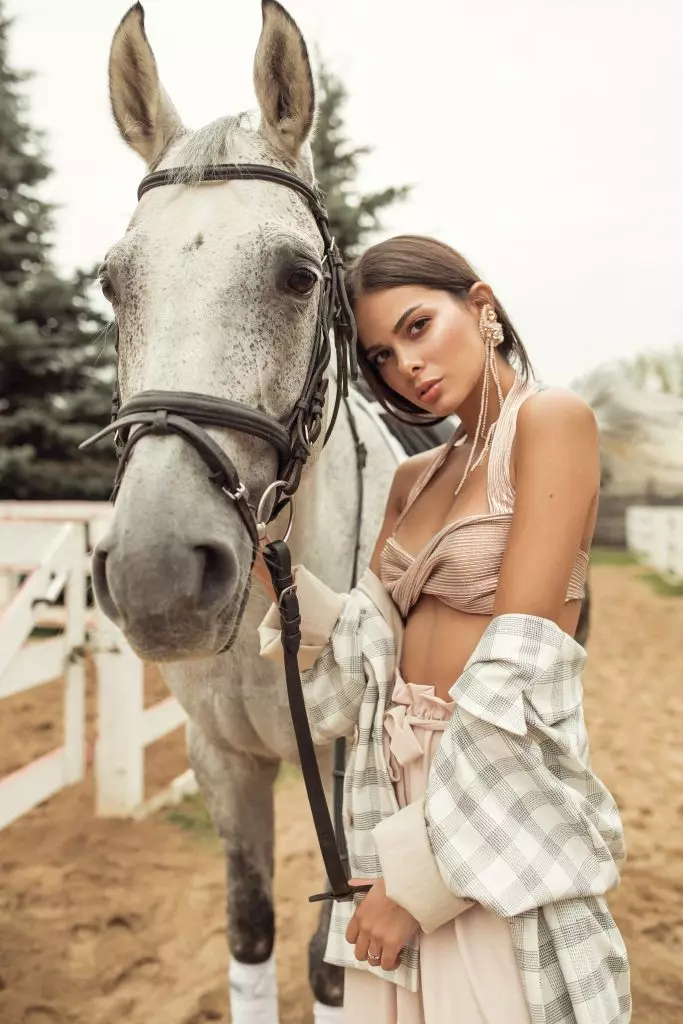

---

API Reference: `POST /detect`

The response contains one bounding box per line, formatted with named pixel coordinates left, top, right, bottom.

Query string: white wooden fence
left=0, top=519, right=86, bottom=829
left=0, top=502, right=196, bottom=830
left=625, top=505, right=683, bottom=579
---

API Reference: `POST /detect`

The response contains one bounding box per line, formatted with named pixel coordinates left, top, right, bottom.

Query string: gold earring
left=479, top=304, right=504, bottom=348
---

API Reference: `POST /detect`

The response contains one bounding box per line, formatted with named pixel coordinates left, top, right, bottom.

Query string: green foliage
left=588, top=547, right=637, bottom=566
left=588, top=548, right=683, bottom=596
left=0, top=4, right=115, bottom=500
left=573, top=346, right=683, bottom=400
left=311, top=61, right=410, bottom=261
left=623, top=348, right=683, bottom=396
left=639, top=571, right=683, bottom=598
left=167, top=795, right=217, bottom=841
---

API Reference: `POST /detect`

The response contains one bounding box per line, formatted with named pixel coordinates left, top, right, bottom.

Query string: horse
left=94, top=2, right=405, bottom=1020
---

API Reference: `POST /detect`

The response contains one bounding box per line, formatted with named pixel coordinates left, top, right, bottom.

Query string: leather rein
left=81, top=162, right=369, bottom=904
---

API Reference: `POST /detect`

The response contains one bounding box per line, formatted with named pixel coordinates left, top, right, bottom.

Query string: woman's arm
left=371, top=393, right=623, bottom=925
left=493, top=387, right=600, bottom=621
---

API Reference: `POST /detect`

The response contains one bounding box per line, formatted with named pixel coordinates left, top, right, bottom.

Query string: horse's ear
left=108, top=3, right=184, bottom=167
left=253, top=0, right=315, bottom=158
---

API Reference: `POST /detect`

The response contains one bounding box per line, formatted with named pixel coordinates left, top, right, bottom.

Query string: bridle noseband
left=81, top=162, right=367, bottom=904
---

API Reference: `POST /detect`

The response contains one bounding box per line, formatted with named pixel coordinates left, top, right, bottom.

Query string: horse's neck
left=281, top=375, right=360, bottom=591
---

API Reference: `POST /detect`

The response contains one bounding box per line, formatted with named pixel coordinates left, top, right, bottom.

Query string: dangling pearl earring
left=479, top=303, right=504, bottom=349
left=452, top=303, right=505, bottom=498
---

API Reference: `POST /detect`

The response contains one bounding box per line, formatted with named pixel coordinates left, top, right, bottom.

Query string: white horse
left=96, top=3, right=404, bottom=1020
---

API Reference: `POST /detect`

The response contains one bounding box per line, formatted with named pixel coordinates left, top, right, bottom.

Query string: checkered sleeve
left=258, top=565, right=396, bottom=745
left=425, top=613, right=626, bottom=918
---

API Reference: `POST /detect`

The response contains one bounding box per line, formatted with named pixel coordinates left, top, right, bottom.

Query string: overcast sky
left=6, top=0, right=683, bottom=387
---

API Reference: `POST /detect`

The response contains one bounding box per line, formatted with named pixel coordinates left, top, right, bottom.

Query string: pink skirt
left=343, top=675, right=530, bottom=1024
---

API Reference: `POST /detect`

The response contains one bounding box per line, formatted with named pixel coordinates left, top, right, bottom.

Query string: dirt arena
left=1, top=559, right=682, bottom=1024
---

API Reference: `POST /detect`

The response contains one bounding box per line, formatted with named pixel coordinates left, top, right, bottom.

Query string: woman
left=258, top=236, right=630, bottom=1023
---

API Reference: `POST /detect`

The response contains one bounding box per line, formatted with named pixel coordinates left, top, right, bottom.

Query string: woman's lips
left=418, top=378, right=443, bottom=404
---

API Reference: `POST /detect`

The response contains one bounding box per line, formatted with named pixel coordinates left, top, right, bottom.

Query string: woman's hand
left=345, top=878, right=419, bottom=972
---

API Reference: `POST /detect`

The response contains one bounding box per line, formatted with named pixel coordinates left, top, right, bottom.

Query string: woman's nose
left=396, top=347, right=423, bottom=378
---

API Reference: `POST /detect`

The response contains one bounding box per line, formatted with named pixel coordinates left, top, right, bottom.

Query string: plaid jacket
left=259, top=567, right=631, bottom=1022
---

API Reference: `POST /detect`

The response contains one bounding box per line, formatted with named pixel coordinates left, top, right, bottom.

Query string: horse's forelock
left=157, top=113, right=258, bottom=181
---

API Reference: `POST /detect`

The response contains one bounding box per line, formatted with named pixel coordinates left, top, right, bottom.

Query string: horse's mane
left=162, top=112, right=257, bottom=182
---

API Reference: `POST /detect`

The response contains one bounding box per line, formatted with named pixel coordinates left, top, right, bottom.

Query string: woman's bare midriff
left=387, top=430, right=593, bottom=698
left=399, top=594, right=582, bottom=700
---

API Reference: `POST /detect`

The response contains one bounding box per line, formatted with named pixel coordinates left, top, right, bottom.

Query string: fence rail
left=0, top=520, right=86, bottom=830
left=0, top=502, right=196, bottom=831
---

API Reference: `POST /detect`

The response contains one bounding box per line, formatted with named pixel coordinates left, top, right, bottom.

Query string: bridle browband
left=81, top=162, right=368, bottom=905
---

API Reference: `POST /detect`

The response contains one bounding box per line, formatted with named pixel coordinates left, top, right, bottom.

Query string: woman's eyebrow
left=392, top=304, right=422, bottom=334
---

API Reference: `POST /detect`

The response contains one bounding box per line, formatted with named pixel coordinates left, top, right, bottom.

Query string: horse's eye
left=99, top=272, right=117, bottom=305
left=287, top=266, right=318, bottom=295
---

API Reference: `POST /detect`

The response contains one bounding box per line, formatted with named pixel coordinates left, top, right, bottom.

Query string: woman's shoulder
left=517, top=383, right=597, bottom=443
left=395, top=446, right=443, bottom=486
left=512, top=384, right=600, bottom=494
left=391, top=444, right=447, bottom=512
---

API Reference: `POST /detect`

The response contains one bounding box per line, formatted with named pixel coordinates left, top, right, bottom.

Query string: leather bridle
left=81, top=162, right=369, bottom=904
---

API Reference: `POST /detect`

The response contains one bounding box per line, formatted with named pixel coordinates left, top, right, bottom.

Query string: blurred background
left=0, top=2, right=681, bottom=1023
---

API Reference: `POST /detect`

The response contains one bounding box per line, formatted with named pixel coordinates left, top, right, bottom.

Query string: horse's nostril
left=195, top=544, right=237, bottom=611
left=91, top=545, right=121, bottom=623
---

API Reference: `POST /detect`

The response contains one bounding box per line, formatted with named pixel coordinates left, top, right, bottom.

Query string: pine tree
left=311, top=61, right=410, bottom=261
left=0, top=4, right=115, bottom=500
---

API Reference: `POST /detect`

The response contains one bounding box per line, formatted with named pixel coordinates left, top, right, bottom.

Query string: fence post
left=94, top=604, right=145, bottom=816
left=63, top=524, right=86, bottom=785
left=89, top=515, right=145, bottom=815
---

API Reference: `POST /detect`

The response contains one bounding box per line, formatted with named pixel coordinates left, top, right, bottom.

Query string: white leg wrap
left=229, top=954, right=279, bottom=1024
left=313, top=1001, right=344, bottom=1023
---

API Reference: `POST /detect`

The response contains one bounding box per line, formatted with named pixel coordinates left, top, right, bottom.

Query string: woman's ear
left=467, top=281, right=496, bottom=315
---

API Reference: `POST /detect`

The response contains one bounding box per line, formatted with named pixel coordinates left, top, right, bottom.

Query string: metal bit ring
left=256, top=479, right=295, bottom=545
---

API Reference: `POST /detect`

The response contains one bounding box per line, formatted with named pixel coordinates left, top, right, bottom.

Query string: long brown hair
left=345, top=235, right=533, bottom=423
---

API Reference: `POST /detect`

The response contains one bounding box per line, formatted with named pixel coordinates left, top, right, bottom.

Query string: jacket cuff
left=373, top=797, right=472, bottom=933
left=258, top=565, right=347, bottom=671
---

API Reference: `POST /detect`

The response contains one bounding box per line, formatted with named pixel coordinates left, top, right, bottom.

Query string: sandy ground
left=0, top=561, right=682, bottom=1023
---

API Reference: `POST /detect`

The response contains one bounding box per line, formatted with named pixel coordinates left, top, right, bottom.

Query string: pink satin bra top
left=379, top=375, right=589, bottom=619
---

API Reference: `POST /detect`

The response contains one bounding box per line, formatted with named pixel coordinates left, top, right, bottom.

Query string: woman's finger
left=354, top=930, right=370, bottom=963
left=345, top=913, right=360, bottom=945
left=381, top=945, right=401, bottom=972
left=367, top=946, right=383, bottom=969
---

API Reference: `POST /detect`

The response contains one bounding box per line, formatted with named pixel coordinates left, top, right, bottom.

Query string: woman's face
left=354, top=285, right=488, bottom=416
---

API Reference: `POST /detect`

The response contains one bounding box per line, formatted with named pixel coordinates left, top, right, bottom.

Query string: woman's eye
left=287, top=266, right=319, bottom=295
left=408, top=316, right=430, bottom=337
left=374, top=349, right=391, bottom=368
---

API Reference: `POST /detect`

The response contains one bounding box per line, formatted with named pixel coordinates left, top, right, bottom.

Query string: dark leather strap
left=331, top=396, right=368, bottom=880
left=120, top=391, right=292, bottom=454
left=82, top=406, right=260, bottom=550
left=262, top=540, right=371, bottom=904
left=138, top=163, right=329, bottom=222
left=82, top=391, right=291, bottom=459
